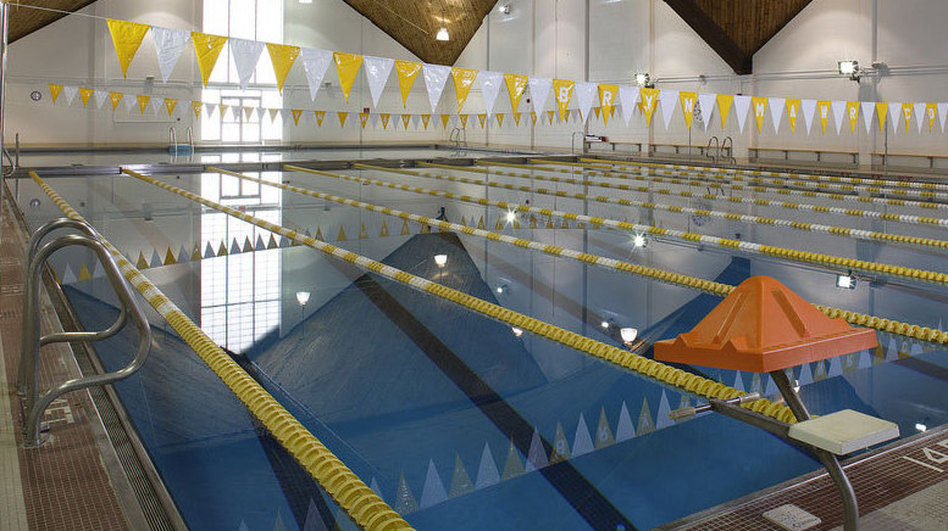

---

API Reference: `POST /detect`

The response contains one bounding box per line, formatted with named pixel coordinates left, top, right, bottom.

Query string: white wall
left=5, top=0, right=441, bottom=146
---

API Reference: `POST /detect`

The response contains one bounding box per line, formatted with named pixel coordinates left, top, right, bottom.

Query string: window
left=201, top=0, right=284, bottom=142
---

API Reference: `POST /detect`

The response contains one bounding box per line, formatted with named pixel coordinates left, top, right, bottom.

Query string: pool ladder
left=705, top=136, right=735, bottom=165
left=168, top=125, right=194, bottom=160
left=449, top=126, right=466, bottom=151
left=17, top=218, right=152, bottom=447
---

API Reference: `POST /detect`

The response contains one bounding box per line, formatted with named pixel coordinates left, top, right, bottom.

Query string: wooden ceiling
left=343, top=0, right=497, bottom=65
left=664, top=0, right=814, bottom=75
left=8, top=1, right=98, bottom=43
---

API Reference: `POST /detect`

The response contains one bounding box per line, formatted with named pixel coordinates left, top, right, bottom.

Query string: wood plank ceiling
left=663, top=0, right=814, bottom=75
left=8, top=1, right=99, bottom=43
left=342, top=0, right=498, bottom=65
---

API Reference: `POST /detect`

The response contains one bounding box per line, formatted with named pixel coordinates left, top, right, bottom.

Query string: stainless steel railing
left=18, top=218, right=152, bottom=447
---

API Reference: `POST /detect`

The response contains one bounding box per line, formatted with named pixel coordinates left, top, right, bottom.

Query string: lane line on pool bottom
left=123, top=167, right=798, bottom=424
left=216, top=165, right=946, bottom=345
left=28, top=170, right=413, bottom=531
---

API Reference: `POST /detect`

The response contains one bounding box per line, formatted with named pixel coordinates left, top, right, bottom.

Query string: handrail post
left=19, top=230, right=152, bottom=447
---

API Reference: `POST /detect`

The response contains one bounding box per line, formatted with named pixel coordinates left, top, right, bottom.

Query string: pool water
left=16, top=158, right=948, bottom=530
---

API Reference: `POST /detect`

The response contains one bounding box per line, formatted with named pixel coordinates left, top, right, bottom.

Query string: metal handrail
left=571, top=131, right=585, bottom=154
left=169, top=126, right=177, bottom=156
left=19, top=222, right=152, bottom=447
left=186, top=126, right=194, bottom=152
left=722, top=136, right=735, bottom=164
left=706, top=136, right=720, bottom=163
left=17, top=219, right=126, bottom=393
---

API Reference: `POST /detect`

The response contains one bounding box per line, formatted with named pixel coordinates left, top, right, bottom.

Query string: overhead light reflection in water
left=200, top=170, right=282, bottom=352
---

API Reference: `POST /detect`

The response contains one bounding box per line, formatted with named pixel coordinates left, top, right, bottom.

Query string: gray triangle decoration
left=176, top=245, right=189, bottom=264
left=255, top=234, right=266, bottom=251
left=204, top=242, right=215, bottom=258
left=272, top=509, right=287, bottom=531
left=92, top=259, right=106, bottom=278
left=393, top=472, right=419, bottom=514
left=61, top=263, right=78, bottom=284
left=798, top=363, right=813, bottom=386
left=733, top=371, right=745, bottom=392
left=500, top=438, right=524, bottom=480
left=448, top=454, right=475, bottom=498
left=594, top=407, right=615, bottom=448
left=857, top=351, right=872, bottom=370
left=369, top=477, right=382, bottom=498
left=571, top=412, right=594, bottom=457
left=149, top=249, right=163, bottom=268
left=828, top=355, right=843, bottom=377
left=475, top=441, right=500, bottom=488
left=419, top=459, right=448, bottom=508
left=229, top=238, right=241, bottom=254
left=615, top=401, right=636, bottom=441
left=524, top=427, right=549, bottom=472
left=656, top=391, right=674, bottom=430
left=637, top=396, right=655, bottom=435
left=302, top=498, right=329, bottom=531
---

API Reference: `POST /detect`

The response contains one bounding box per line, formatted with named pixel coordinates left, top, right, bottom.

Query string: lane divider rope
left=123, top=167, right=799, bottom=424
left=224, top=166, right=948, bottom=345
left=344, top=163, right=948, bottom=288
left=587, top=156, right=948, bottom=193
left=468, top=160, right=948, bottom=227
left=562, top=158, right=948, bottom=203
left=415, top=162, right=948, bottom=250
left=29, top=170, right=414, bottom=531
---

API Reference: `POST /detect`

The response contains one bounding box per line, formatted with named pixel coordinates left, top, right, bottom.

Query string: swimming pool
left=15, top=152, right=948, bottom=530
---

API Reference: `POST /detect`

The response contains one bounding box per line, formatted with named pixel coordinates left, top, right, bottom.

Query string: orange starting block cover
left=654, top=276, right=877, bottom=373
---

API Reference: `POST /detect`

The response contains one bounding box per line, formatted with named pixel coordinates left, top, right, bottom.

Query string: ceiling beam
left=663, top=0, right=751, bottom=74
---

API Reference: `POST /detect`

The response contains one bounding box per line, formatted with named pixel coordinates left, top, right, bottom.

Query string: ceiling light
left=295, top=291, right=311, bottom=306
left=601, top=320, right=610, bottom=330
left=436, top=26, right=450, bottom=41
left=634, top=72, right=650, bottom=87
left=434, top=254, right=448, bottom=268
left=633, top=234, right=647, bottom=248
left=619, top=327, right=638, bottom=345
left=836, top=273, right=856, bottom=290
left=915, top=422, right=927, bottom=432
left=505, top=210, right=517, bottom=223
left=298, top=0, right=312, bottom=3
left=512, top=327, right=524, bottom=337
left=496, top=283, right=508, bottom=295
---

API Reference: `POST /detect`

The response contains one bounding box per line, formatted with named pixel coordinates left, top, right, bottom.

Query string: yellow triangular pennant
left=337, top=225, right=347, bottom=241
left=359, top=112, right=370, bottom=128
left=599, top=84, right=618, bottom=126
left=108, top=91, right=123, bottom=111
left=394, top=60, right=422, bottom=108
left=640, top=87, right=659, bottom=126
left=716, top=94, right=734, bottom=129
left=266, top=43, right=300, bottom=93
left=164, top=248, right=177, bottom=265
left=136, top=251, right=149, bottom=269
left=400, top=219, right=411, bottom=235
left=875, top=102, right=888, bottom=132
left=107, top=19, right=150, bottom=78
left=531, top=111, right=537, bottom=125
left=552, top=79, right=575, bottom=122
left=292, top=109, right=304, bottom=126
left=495, top=217, right=505, bottom=230
left=459, top=114, right=469, bottom=128
left=379, top=221, right=390, bottom=237
left=752, top=96, right=768, bottom=132
left=476, top=216, right=486, bottom=230
left=315, top=227, right=324, bottom=241
left=191, top=32, right=229, bottom=87
left=513, top=112, right=521, bottom=126
left=217, top=241, right=228, bottom=256
left=77, top=263, right=92, bottom=282
left=381, top=113, right=391, bottom=129
left=926, top=102, right=937, bottom=132
left=816, top=100, right=831, bottom=134
left=137, top=94, right=151, bottom=114
left=79, top=88, right=94, bottom=107
left=358, top=223, right=369, bottom=239
left=901, top=103, right=913, bottom=133
left=478, top=114, right=487, bottom=127
left=164, top=98, right=178, bottom=116
left=421, top=114, right=431, bottom=129
left=679, top=91, right=697, bottom=130
left=504, top=73, right=529, bottom=113
left=546, top=110, right=555, bottom=124
left=315, top=110, right=325, bottom=126
left=333, top=52, right=363, bottom=103
left=440, top=114, right=451, bottom=129
left=191, top=100, right=203, bottom=118
left=49, top=84, right=63, bottom=103
left=451, top=67, right=478, bottom=113
left=846, top=101, right=859, bottom=133
left=496, top=113, right=505, bottom=127
left=401, top=114, right=411, bottom=129
left=786, top=99, right=800, bottom=133
left=337, top=111, right=349, bottom=127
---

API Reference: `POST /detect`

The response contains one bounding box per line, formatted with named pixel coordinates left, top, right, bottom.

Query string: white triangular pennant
left=149, top=98, right=163, bottom=115
left=479, top=71, right=503, bottom=116
left=889, top=101, right=902, bottom=134
left=524, top=428, right=549, bottom=471
left=363, top=55, right=394, bottom=108
left=656, top=391, right=673, bottom=430
left=573, top=81, right=597, bottom=123
left=697, top=92, right=716, bottom=130
left=411, top=114, right=421, bottom=129
left=618, top=85, right=639, bottom=126
left=768, top=97, right=785, bottom=133
left=151, top=26, right=190, bottom=82
left=63, top=85, right=79, bottom=105
left=229, top=38, right=265, bottom=90
left=938, top=103, right=948, bottom=133
left=422, top=64, right=451, bottom=113
left=861, top=102, right=875, bottom=134
left=94, top=91, right=108, bottom=109
left=474, top=442, right=500, bottom=489
left=528, top=77, right=552, bottom=114
left=831, top=100, right=846, bottom=135
left=801, top=99, right=817, bottom=135
left=300, top=48, right=333, bottom=101
left=571, top=412, right=594, bottom=457
left=615, top=401, right=635, bottom=441
left=124, top=93, right=136, bottom=113
left=659, top=89, right=679, bottom=130
left=419, top=460, right=447, bottom=508
left=205, top=103, right=218, bottom=118
left=732, top=95, right=751, bottom=133
left=914, top=102, right=926, bottom=134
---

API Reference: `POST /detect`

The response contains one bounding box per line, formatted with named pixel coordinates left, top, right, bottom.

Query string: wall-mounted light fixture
left=295, top=291, right=311, bottom=306
left=634, top=72, right=652, bottom=88
left=837, top=60, right=860, bottom=82
left=496, top=283, right=509, bottom=295
left=436, top=2, right=450, bottom=41
left=619, top=327, right=638, bottom=346
left=434, top=254, right=448, bottom=268
left=499, top=4, right=511, bottom=15
left=512, top=327, right=524, bottom=337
